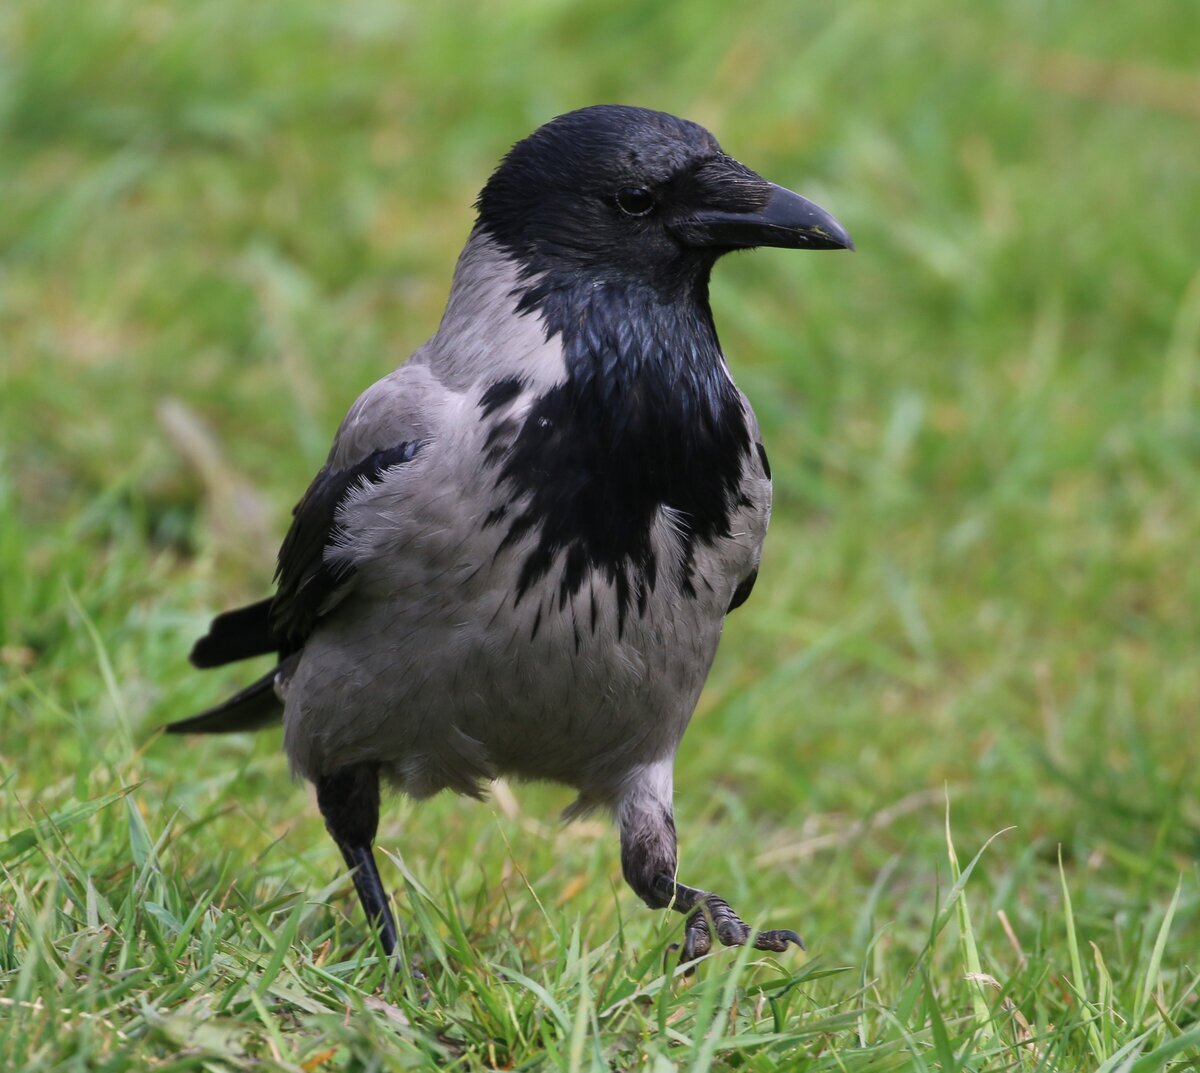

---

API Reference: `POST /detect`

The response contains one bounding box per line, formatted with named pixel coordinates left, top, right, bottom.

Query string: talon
left=714, top=917, right=750, bottom=947
left=653, top=876, right=806, bottom=969
left=681, top=911, right=713, bottom=962
left=684, top=897, right=806, bottom=962
left=753, top=928, right=805, bottom=952
left=696, top=894, right=751, bottom=948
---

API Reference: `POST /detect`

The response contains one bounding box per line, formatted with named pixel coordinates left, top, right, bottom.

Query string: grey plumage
left=280, top=235, right=765, bottom=806
left=171, top=105, right=852, bottom=965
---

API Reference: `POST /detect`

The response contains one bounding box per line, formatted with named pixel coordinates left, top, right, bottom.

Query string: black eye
left=615, top=187, right=656, bottom=217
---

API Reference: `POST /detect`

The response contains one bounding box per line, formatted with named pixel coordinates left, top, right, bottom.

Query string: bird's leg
left=616, top=762, right=804, bottom=965
left=315, top=763, right=399, bottom=958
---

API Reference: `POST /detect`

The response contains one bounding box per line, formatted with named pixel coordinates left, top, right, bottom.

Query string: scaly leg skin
left=652, top=875, right=804, bottom=962
left=316, top=763, right=400, bottom=959
left=616, top=760, right=804, bottom=968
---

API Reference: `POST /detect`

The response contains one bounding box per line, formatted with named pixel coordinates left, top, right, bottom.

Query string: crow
left=167, top=105, right=852, bottom=965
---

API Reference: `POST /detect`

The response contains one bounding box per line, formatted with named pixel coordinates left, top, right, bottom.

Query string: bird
left=166, top=104, right=852, bottom=966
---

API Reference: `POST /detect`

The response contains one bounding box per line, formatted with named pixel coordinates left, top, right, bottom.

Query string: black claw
left=753, top=928, right=805, bottom=952
left=667, top=939, right=703, bottom=978
left=652, top=874, right=805, bottom=970
left=674, top=921, right=804, bottom=971
left=681, top=915, right=713, bottom=963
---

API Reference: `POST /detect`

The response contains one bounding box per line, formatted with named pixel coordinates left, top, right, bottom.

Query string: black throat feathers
left=482, top=271, right=753, bottom=630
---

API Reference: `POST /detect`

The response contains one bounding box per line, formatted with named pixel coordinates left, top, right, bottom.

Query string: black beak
left=669, top=158, right=854, bottom=253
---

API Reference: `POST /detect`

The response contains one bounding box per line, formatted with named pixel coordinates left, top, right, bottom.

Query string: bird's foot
left=652, top=874, right=804, bottom=965
left=676, top=893, right=803, bottom=962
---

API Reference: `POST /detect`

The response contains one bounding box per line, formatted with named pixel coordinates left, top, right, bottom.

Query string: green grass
left=2, top=0, right=1199, bottom=1068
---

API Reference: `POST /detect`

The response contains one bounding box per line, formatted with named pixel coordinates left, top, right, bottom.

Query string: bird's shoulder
left=270, top=359, right=456, bottom=647
left=324, top=358, right=447, bottom=469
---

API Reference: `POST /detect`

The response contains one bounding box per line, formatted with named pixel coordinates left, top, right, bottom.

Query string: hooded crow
left=167, top=105, right=852, bottom=965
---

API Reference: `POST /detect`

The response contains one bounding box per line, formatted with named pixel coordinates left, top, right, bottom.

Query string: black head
left=476, top=105, right=852, bottom=292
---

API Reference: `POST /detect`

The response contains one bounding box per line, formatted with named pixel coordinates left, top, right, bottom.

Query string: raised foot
left=679, top=893, right=804, bottom=961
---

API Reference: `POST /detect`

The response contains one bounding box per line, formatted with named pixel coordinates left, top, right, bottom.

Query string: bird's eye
left=615, top=187, right=656, bottom=217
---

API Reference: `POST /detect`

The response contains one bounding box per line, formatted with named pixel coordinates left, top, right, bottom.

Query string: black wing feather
left=190, top=597, right=277, bottom=668
left=166, top=657, right=297, bottom=734
left=726, top=442, right=769, bottom=615
left=270, top=441, right=423, bottom=648
left=726, top=566, right=758, bottom=613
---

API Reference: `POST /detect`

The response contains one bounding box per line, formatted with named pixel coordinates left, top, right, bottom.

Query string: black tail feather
left=190, top=598, right=278, bottom=668
left=166, top=659, right=295, bottom=734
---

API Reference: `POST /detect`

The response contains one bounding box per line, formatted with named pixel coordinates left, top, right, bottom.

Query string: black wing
left=269, top=441, right=424, bottom=650
left=726, top=566, right=758, bottom=613
left=726, top=441, right=770, bottom=615
left=190, top=598, right=277, bottom=668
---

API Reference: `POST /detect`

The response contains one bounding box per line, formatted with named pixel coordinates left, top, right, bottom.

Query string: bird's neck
left=518, top=264, right=730, bottom=406
left=435, top=230, right=748, bottom=479
left=434, top=231, right=737, bottom=415
left=454, top=233, right=752, bottom=624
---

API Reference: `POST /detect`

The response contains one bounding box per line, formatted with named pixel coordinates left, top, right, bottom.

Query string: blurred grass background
left=2, top=0, right=1198, bottom=1069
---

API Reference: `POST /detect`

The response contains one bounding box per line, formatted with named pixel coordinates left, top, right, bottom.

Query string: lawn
left=2, top=1, right=1198, bottom=1069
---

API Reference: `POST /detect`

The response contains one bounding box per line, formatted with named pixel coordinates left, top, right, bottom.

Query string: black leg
left=616, top=765, right=803, bottom=967
left=315, top=764, right=399, bottom=958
